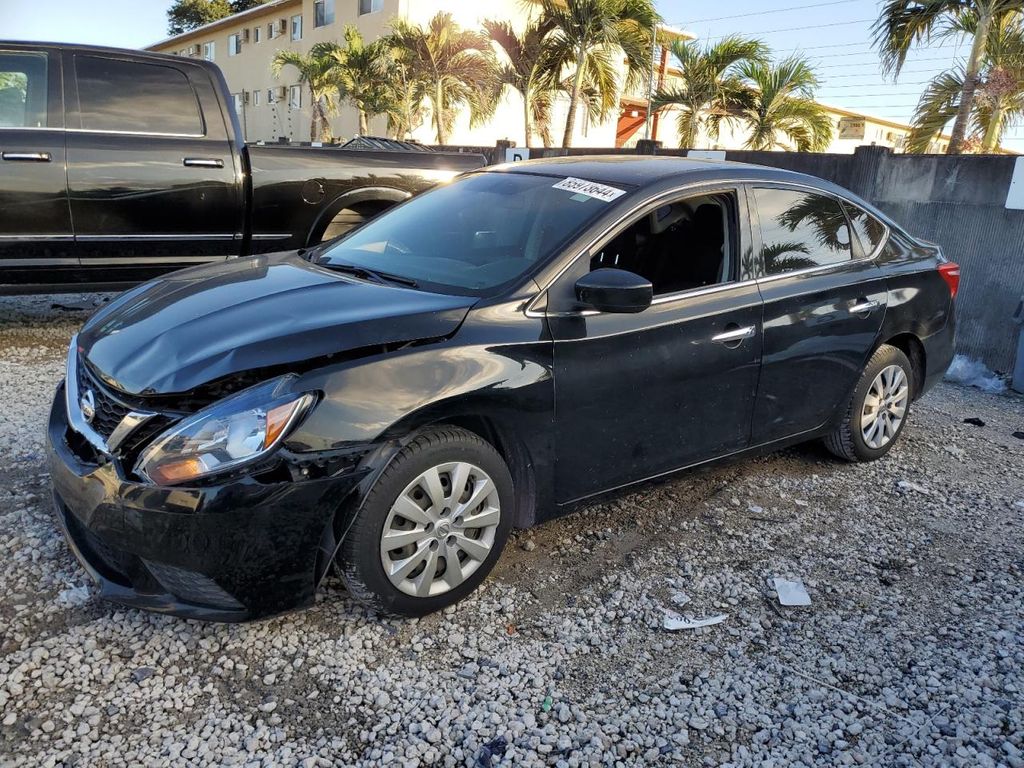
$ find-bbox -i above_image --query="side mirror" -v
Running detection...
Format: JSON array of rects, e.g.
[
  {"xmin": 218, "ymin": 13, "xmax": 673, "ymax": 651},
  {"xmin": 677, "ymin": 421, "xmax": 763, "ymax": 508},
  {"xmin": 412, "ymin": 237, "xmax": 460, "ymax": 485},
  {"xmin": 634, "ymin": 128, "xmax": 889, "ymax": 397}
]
[{"xmin": 574, "ymin": 268, "xmax": 653, "ymax": 314}]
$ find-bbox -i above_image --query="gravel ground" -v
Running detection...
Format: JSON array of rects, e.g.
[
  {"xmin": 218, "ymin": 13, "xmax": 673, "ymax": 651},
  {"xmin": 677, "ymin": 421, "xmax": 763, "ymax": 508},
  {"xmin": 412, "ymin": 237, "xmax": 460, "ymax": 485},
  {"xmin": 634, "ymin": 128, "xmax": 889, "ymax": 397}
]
[{"xmin": 0, "ymin": 294, "xmax": 1022, "ymax": 768}]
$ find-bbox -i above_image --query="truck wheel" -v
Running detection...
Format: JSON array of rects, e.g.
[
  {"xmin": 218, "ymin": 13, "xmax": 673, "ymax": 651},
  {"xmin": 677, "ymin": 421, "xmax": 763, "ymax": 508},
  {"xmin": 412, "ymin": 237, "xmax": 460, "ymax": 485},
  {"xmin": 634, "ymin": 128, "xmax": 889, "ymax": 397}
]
[
  {"xmin": 824, "ymin": 344, "xmax": 913, "ymax": 462},
  {"xmin": 319, "ymin": 201, "xmax": 392, "ymax": 242},
  {"xmin": 338, "ymin": 426, "xmax": 513, "ymax": 617}
]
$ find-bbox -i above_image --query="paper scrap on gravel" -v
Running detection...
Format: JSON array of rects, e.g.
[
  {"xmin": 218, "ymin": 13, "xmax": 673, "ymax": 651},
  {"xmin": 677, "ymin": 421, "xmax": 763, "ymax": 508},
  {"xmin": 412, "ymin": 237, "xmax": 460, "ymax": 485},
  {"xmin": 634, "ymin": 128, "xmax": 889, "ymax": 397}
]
[
  {"xmin": 57, "ymin": 585, "xmax": 91, "ymax": 606},
  {"xmin": 662, "ymin": 610, "xmax": 727, "ymax": 630},
  {"xmin": 773, "ymin": 578, "xmax": 811, "ymax": 606}
]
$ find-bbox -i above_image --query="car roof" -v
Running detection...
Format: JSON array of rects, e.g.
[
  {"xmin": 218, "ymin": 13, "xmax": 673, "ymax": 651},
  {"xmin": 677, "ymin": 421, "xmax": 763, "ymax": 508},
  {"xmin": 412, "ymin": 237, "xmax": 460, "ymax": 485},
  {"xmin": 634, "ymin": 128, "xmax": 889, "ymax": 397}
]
[
  {"xmin": 0, "ymin": 40, "xmax": 212, "ymax": 69},
  {"xmin": 493, "ymin": 154, "xmax": 838, "ymax": 192}
]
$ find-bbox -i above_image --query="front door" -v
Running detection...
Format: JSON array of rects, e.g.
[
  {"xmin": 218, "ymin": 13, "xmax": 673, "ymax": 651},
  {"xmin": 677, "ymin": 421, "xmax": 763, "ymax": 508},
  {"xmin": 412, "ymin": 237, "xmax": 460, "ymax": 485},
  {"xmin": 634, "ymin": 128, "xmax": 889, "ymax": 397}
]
[
  {"xmin": 65, "ymin": 52, "xmax": 241, "ymax": 283},
  {"xmin": 548, "ymin": 186, "xmax": 763, "ymax": 503},
  {"xmin": 0, "ymin": 47, "xmax": 74, "ymax": 287},
  {"xmin": 748, "ymin": 185, "xmax": 887, "ymax": 444}
]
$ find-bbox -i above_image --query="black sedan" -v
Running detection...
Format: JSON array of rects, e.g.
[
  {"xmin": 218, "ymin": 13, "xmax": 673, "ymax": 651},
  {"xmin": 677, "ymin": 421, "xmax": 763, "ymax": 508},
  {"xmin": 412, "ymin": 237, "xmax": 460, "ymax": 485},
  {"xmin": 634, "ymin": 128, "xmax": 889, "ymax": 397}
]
[{"xmin": 47, "ymin": 156, "xmax": 958, "ymax": 620}]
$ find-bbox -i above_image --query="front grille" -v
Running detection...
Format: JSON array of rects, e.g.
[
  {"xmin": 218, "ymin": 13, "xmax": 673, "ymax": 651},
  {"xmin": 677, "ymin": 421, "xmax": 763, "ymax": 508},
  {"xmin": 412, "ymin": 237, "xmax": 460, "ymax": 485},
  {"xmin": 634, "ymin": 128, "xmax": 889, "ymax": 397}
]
[
  {"xmin": 143, "ymin": 560, "xmax": 245, "ymax": 610},
  {"xmin": 77, "ymin": 364, "xmax": 131, "ymax": 441}
]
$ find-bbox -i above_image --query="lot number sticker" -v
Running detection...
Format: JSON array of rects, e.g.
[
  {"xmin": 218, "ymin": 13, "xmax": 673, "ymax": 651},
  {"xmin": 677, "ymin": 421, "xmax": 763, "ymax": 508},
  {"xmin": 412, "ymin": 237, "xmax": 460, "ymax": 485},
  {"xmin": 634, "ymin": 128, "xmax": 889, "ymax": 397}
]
[{"xmin": 552, "ymin": 177, "xmax": 626, "ymax": 203}]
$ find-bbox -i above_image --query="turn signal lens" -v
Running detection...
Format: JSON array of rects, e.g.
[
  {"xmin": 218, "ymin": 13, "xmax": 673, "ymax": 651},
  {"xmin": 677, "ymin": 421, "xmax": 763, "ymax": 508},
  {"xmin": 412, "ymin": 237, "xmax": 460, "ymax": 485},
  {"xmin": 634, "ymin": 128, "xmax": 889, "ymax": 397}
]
[{"xmin": 938, "ymin": 262, "xmax": 960, "ymax": 298}]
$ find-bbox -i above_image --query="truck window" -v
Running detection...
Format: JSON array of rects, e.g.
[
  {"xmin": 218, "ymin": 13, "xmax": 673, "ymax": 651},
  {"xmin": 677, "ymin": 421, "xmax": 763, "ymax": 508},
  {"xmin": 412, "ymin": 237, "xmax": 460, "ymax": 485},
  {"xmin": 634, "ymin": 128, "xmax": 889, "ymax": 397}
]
[
  {"xmin": 0, "ymin": 51, "xmax": 48, "ymax": 128},
  {"xmin": 75, "ymin": 55, "xmax": 203, "ymax": 136}
]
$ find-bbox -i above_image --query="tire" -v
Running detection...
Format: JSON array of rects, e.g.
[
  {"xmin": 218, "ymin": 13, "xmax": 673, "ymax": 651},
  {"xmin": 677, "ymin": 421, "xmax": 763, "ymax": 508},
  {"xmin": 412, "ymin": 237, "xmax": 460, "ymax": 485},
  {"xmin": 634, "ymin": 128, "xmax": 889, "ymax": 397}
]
[
  {"xmin": 337, "ymin": 426, "xmax": 514, "ymax": 617},
  {"xmin": 824, "ymin": 344, "xmax": 914, "ymax": 462}
]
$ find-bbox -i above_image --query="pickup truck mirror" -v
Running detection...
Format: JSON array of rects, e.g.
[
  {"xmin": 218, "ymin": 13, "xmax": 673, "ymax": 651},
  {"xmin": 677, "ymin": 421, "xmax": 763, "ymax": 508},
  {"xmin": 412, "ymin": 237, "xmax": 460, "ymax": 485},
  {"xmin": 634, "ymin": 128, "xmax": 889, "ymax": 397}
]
[{"xmin": 574, "ymin": 268, "xmax": 653, "ymax": 314}]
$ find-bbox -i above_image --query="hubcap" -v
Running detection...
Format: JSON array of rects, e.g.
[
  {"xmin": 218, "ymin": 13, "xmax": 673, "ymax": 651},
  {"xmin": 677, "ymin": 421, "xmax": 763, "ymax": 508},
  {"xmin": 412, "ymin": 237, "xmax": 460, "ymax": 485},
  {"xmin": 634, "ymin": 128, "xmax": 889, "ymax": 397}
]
[
  {"xmin": 380, "ymin": 462, "xmax": 501, "ymax": 598},
  {"xmin": 861, "ymin": 364, "xmax": 909, "ymax": 449}
]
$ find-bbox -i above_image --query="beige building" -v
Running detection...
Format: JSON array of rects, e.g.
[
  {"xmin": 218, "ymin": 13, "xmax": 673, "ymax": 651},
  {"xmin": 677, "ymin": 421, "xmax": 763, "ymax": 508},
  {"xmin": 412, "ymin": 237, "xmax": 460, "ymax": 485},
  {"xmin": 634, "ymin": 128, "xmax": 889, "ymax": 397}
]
[
  {"xmin": 147, "ymin": 0, "xmax": 553, "ymax": 145},
  {"xmin": 147, "ymin": 1, "xmax": 951, "ymax": 153}
]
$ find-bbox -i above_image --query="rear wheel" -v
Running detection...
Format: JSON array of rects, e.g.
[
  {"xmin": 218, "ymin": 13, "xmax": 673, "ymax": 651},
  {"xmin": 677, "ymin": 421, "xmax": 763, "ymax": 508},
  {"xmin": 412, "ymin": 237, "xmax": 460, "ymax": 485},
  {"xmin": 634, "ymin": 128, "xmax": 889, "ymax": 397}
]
[
  {"xmin": 824, "ymin": 344, "xmax": 913, "ymax": 462},
  {"xmin": 337, "ymin": 426, "xmax": 513, "ymax": 616},
  {"xmin": 319, "ymin": 201, "xmax": 392, "ymax": 242}
]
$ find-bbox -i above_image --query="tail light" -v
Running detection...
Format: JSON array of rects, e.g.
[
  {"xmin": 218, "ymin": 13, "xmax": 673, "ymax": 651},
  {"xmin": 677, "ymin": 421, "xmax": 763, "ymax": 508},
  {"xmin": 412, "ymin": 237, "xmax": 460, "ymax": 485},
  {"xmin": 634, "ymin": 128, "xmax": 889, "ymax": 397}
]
[{"xmin": 938, "ymin": 262, "xmax": 960, "ymax": 298}]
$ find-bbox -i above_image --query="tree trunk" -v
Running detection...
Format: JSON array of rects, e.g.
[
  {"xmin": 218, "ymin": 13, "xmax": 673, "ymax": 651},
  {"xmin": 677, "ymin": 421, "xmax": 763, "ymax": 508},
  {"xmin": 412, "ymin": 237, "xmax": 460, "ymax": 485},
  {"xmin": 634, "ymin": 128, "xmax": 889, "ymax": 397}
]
[
  {"xmin": 435, "ymin": 82, "xmax": 447, "ymax": 145},
  {"xmin": 562, "ymin": 46, "xmax": 587, "ymax": 148},
  {"xmin": 948, "ymin": 10, "xmax": 992, "ymax": 154},
  {"xmin": 523, "ymin": 87, "xmax": 533, "ymax": 148},
  {"xmin": 359, "ymin": 109, "xmax": 369, "ymax": 135},
  {"xmin": 981, "ymin": 103, "xmax": 1004, "ymax": 152}
]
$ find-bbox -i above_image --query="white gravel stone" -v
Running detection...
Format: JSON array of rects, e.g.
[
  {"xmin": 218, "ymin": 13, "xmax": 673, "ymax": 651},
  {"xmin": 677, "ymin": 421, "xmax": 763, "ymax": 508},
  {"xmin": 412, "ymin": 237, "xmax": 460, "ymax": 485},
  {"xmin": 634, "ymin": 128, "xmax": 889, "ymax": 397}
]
[{"xmin": 1, "ymin": 295, "xmax": 1022, "ymax": 767}]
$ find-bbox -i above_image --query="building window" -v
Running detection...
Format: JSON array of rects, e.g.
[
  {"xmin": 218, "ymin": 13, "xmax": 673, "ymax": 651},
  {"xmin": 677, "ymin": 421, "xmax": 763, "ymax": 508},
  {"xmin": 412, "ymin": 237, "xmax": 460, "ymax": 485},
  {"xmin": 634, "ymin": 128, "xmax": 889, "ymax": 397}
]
[
  {"xmin": 253, "ymin": 89, "xmax": 261, "ymax": 106},
  {"xmin": 315, "ymin": 0, "xmax": 335, "ymax": 26},
  {"xmin": 203, "ymin": 41, "xmax": 215, "ymax": 61},
  {"xmin": 253, "ymin": 25, "xmax": 261, "ymax": 43},
  {"xmin": 268, "ymin": 22, "xmax": 276, "ymax": 39},
  {"xmin": 358, "ymin": 0, "xmax": 382, "ymax": 15},
  {"xmin": 291, "ymin": 15, "xmax": 303, "ymax": 41},
  {"xmin": 232, "ymin": 92, "xmax": 244, "ymax": 116},
  {"xmin": 289, "ymin": 84, "xmax": 302, "ymax": 109},
  {"xmin": 228, "ymin": 33, "xmax": 241, "ymax": 56}
]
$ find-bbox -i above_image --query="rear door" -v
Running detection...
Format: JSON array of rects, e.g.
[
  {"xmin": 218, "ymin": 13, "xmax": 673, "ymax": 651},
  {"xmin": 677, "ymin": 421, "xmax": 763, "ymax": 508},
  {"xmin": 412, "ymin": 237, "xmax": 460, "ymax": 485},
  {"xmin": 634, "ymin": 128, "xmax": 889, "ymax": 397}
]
[
  {"xmin": 749, "ymin": 184, "xmax": 887, "ymax": 445},
  {"xmin": 0, "ymin": 46, "xmax": 74, "ymax": 286},
  {"xmin": 65, "ymin": 52, "xmax": 242, "ymax": 282}
]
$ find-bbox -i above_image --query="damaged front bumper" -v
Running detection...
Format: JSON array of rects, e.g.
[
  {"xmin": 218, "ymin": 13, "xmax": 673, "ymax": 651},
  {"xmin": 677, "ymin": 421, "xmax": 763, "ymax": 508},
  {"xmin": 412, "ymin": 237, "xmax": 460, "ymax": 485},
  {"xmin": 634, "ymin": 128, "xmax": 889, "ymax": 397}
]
[{"xmin": 46, "ymin": 382, "xmax": 364, "ymax": 621}]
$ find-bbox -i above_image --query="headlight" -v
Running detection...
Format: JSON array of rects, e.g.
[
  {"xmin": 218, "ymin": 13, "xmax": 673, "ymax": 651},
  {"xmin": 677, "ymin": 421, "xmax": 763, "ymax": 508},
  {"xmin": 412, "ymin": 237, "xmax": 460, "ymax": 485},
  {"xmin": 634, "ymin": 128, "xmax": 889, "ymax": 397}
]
[{"xmin": 136, "ymin": 375, "xmax": 315, "ymax": 485}]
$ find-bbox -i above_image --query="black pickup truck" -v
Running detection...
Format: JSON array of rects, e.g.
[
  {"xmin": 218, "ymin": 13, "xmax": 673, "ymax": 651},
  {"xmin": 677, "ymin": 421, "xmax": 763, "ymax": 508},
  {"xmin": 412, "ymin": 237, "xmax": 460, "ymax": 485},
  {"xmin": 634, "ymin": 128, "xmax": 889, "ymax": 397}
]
[{"xmin": 0, "ymin": 42, "xmax": 486, "ymax": 294}]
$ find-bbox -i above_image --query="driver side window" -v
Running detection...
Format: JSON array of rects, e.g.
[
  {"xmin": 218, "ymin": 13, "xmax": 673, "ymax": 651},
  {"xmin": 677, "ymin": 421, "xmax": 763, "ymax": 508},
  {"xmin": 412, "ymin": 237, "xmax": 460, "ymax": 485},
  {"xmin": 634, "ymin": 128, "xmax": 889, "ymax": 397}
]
[{"xmin": 589, "ymin": 191, "xmax": 737, "ymax": 296}]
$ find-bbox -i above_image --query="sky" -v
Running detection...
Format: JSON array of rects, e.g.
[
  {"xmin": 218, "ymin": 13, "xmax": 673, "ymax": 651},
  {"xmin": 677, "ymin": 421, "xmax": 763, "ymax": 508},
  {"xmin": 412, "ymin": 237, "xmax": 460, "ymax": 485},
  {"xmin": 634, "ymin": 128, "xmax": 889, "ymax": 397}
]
[{"xmin": 2, "ymin": 0, "xmax": 1022, "ymax": 148}]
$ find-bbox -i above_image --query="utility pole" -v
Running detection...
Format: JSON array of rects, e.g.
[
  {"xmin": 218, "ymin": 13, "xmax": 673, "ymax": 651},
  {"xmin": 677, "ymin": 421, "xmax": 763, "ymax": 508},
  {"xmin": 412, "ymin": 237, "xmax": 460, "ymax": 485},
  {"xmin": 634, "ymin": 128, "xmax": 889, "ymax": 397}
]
[{"xmin": 642, "ymin": 31, "xmax": 657, "ymax": 141}]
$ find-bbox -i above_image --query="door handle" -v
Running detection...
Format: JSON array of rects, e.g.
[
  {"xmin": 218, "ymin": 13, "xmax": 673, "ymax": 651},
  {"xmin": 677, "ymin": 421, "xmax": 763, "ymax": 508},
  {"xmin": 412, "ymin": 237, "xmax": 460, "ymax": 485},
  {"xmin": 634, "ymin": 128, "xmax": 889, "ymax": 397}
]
[
  {"xmin": 2, "ymin": 151, "xmax": 51, "ymax": 162},
  {"xmin": 849, "ymin": 299, "xmax": 881, "ymax": 314},
  {"xmin": 183, "ymin": 157, "xmax": 224, "ymax": 168},
  {"xmin": 711, "ymin": 325, "xmax": 757, "ymax": 344}
]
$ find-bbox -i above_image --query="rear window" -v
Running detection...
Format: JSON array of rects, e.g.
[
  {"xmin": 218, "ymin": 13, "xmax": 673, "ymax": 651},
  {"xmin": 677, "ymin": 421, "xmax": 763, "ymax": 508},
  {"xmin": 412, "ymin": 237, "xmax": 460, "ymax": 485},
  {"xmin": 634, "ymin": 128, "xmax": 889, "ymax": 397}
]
[
  {"xmin": 0, "ymin": 51, "xmax": 48, "ymax": 128},
  {"xmin": 75, "ymin": 56, "xmax": 203, "ymax": 135},
  {"xmin": 754, "ymin": 188, "xmax": 853, "ymax": 276}
]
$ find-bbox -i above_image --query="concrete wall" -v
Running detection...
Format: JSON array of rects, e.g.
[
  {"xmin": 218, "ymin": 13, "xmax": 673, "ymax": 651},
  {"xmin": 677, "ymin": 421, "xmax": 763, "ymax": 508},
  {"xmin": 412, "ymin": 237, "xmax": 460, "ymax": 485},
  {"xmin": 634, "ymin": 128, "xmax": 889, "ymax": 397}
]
[{"xmin": 472, "ymin": 143, "xmax": 1024, "ymax": 373}]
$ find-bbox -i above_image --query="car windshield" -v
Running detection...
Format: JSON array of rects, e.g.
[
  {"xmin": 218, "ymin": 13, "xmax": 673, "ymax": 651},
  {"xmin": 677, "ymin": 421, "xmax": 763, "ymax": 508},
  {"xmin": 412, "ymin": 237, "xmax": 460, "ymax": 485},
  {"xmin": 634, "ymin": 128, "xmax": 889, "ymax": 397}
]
[{"xmin": 317, "ymin": 171, "xmax": 634, "ymax": 296}]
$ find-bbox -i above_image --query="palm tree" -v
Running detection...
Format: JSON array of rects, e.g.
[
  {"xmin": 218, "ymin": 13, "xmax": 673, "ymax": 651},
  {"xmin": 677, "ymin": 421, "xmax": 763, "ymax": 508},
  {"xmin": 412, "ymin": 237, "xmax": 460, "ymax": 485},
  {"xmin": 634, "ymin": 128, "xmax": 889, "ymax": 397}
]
[
  {"xmin": 387, "ymin": 12, "xmax": 499, "ymax": 145},
  {"xmin": 904, "ymin": 11, "xmax": 1024, "ymax": 152},
  {"xmin": 483, "ymin": 18, "xmax": 558, "ymax": 148},
  {"xmin": 271, "ymin": 43, "xmax": 340, "ymax": 141},
  {"xmin": 539, "ymin": 0, "xmax": 660, "ymax": 148},
  {"xmin": 652, "ymin": 36, "xmax": 768, "ymax": 149},
  {"xmin": 737, "ymin": 57, "xmax": 834, "ymax": 152},
  {"xmin": 329, "ymin": 25, "xmax": 394, "ymax": 135},
  {"xmin": 378, "ymin": 60, "xmax": 427, "ymax": 140},
  {"xmin": 872, "ymin": 0, "xmax": 1024, "ymax": 155}
]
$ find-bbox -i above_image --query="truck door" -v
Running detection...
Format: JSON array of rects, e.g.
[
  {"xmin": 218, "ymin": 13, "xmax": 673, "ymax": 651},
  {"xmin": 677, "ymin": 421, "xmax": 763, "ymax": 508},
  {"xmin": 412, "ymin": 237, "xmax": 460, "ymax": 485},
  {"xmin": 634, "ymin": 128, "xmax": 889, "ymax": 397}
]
[
  {"xmin": 0, "ymin": 46, "xmax": 74, "ymax": 289},
  {"xmin": 65, "ymin": 52, "xmax": 242, "ymax": 282}
]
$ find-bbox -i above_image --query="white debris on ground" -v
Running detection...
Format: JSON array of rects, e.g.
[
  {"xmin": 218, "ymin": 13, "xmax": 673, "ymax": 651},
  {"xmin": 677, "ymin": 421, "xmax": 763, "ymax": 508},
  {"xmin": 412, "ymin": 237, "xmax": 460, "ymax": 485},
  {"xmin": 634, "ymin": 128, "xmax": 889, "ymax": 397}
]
[
  {"xmin": 1, "ymin": 295, "xmax": 1023, "ymax": 767},
  {"xmin": 944, "ymin": 353, "xmax": 1008, "ymax": 394},
  {"xmin": 772, "ymin": 578, "xmax": 812, "ymax": 607}
]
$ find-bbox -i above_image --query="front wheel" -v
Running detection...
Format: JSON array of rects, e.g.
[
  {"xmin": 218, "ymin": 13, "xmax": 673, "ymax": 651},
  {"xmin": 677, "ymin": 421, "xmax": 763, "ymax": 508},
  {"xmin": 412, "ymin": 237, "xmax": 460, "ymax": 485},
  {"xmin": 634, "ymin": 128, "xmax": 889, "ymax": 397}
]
[
  {"xmin": 337, "ymin": 426, "xmax": 513, "ymax": 617},
  {"xmin": 824, "ymin": 344, "xmax": 914, "ymax": 462}
]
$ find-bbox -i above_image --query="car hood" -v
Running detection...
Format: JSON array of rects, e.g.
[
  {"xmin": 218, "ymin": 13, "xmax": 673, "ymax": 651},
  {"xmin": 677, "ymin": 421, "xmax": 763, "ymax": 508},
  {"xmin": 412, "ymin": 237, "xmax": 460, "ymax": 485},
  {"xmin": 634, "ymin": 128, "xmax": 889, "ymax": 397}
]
[{"xmin": 79, "ymin": 252, "xmax": 477, "ymax": 396}]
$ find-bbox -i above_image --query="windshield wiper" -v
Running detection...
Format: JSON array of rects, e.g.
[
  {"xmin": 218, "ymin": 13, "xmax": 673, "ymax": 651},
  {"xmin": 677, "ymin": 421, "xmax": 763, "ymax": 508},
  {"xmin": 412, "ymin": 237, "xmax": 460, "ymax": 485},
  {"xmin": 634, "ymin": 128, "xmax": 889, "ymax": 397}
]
[{"xmin": 316, "ymin": 260, "xmax": 419, "ymax": 289}]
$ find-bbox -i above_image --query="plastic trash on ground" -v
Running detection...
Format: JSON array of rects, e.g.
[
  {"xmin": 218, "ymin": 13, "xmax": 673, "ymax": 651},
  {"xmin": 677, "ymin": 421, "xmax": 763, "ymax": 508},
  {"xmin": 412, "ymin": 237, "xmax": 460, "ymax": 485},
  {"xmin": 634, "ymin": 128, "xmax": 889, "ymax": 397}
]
[
  {"xmin": 773, "ymin": 578, "xmax": 812, "ymax": 606},
  {"xmin": 945, "ymin": 354, "xmax": 1007, "ymax": 394},
  {"xmin": 662, "ymin": 610, "xmax": 727, "ymax": 630},
  {"xmin": 57, "ymin": 585, "xmax": 91, "ymax": 606}
]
